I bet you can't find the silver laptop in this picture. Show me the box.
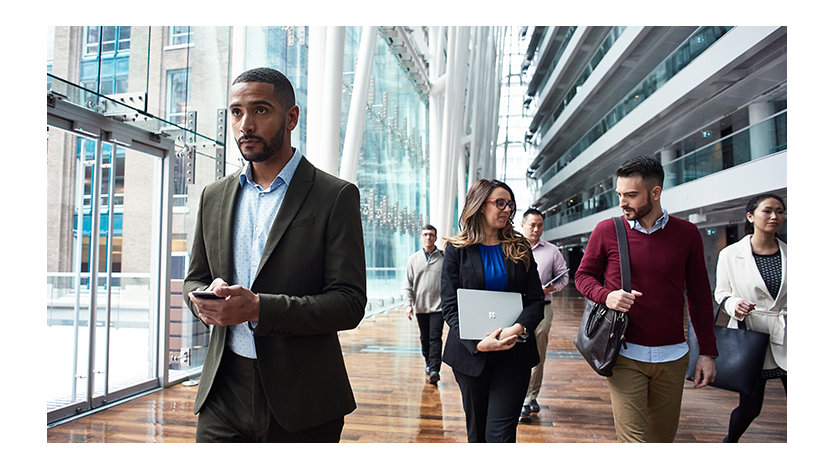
[456,288,523,340]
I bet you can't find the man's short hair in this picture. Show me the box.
[232,67,296,110]
[420,224,437,235]
[522,208,544,222]
[616,156,664,189]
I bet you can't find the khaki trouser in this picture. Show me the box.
[524,302,553,405]
[606,353,689,442]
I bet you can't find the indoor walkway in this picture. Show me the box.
[46,287,787,443]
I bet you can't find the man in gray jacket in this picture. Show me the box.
[404,224,445,384]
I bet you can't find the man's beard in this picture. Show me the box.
[237,128,285,163]
[623,197,653,220]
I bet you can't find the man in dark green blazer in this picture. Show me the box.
[183,68,366,442]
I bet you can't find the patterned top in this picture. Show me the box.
[226,148,303,358]
[753,248,782,300]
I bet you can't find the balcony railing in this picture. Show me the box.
[543,110,786,231]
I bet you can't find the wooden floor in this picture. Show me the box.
[46,287,787,444]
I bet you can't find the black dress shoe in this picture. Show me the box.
[530,399,540,413]
[428,370,440,385]
[521,405,532,417]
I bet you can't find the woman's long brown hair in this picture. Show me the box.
[443,179,532,269]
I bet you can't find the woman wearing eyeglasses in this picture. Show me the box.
[440,179,544,442]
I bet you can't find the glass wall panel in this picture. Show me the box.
[243,26,309,153]
[168,146,232,382]
[144,26,232,380]
[353,28,429,313]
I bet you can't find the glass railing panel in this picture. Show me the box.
[665,111,786,188]
[48,74,222,149]
[542,111,785,230]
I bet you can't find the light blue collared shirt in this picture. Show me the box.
[627,208,669,234]
[619,208,689,363]
[226,148,303,358]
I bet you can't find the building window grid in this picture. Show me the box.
[169,26,193,47]
[83,26,131,57]
[81,27,131,97]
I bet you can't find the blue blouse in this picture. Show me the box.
[479,243,507,291]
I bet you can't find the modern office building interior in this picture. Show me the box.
[36,21,816,456]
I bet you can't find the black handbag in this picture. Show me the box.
[686,296,770,394]
[574,216,630,377]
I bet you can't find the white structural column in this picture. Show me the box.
[319,26,346,175]
[436,26,456,239]
[427,26,505,238]
[467,27,486,184]
[437,26,471,239]
[660,148,677,185]
[340,26,378,183]
[428,26,447,232]
[748,101,775,160]
[305,27,327,166]
[487,27,506,179]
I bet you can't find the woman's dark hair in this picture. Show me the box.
[744,193,786,235]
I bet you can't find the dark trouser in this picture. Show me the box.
[726,375,787,442]
[453,353,531,443]
[196,349,344,443]
[416,311,443,372]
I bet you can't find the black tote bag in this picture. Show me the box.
[574,217,630,377]
[686,296,770,394]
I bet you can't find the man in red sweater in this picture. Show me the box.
[575,156,717,442]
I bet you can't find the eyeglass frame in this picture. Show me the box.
[484,198,517,214]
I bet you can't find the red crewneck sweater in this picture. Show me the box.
[575,215,718,356]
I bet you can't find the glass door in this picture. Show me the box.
[47,100,172,424]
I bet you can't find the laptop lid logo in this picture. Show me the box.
[489,312,496,319]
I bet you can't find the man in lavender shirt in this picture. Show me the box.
[520,208,569,417]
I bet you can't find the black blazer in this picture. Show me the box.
[183,157,367,433]
[441,241,545,377]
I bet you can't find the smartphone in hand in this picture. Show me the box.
[192,290,223,300]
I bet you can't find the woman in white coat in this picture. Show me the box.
[714,193,786,442]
